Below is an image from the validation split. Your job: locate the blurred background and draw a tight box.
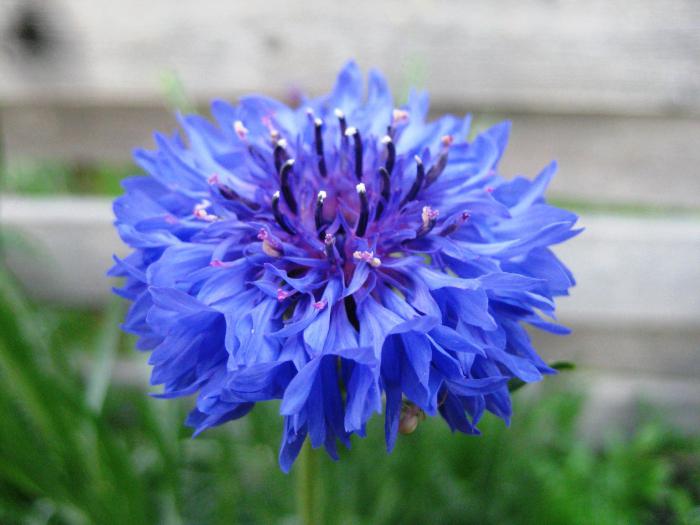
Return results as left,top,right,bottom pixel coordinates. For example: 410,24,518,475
0,1,698,523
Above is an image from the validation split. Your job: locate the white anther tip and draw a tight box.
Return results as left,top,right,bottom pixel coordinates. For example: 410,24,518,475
345,126,357,137
334,108,345,118
233,120,248,138
318,190,327,200
356,182,366,193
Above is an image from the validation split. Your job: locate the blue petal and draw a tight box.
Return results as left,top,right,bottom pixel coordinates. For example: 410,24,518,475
328,60,364,113
481,121,511,166
279,357,322,416
279,418,307,473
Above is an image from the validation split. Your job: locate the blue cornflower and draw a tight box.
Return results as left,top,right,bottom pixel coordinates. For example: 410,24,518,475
110,62,580,472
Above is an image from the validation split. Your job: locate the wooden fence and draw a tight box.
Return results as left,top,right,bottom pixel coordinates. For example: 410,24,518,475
1,0,698,432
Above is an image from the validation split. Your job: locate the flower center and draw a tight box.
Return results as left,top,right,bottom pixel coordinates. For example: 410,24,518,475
221,109,458,268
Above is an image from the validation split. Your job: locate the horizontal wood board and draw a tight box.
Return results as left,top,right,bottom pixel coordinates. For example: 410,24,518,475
0,0,699,116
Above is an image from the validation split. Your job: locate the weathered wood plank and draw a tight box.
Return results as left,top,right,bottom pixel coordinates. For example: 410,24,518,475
545,371,700,437
4,198,698,324
94,357,700,432
1,197,698,380
3,104,700,207
0,103,176,163
1,0,699,116
0,196,127,306
534,324,700,381
551,214,700,326
497,114,700,209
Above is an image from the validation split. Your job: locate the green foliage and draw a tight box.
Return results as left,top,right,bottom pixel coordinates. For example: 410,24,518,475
508,361,575,393
159,70,195,114
1,161,132,197
0,272,151,524
0,269,698,524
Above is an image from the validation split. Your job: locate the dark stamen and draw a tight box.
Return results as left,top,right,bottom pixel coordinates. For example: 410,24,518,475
313,118,328,178
345,127,363,181
344,295,360,331
248,144,270,171
427,136,453,186
425,152,448,187
400,156,425,207
381,135,396,175
272,191,296,235
218,184,260,210
379,167,391,202
273,139,287,175
440,211,470,237
315,190,327,235
335,108,347,138
355,183,369,237
417,222,436,237
218,185,237,200
279,159,298,215
374,167,391,220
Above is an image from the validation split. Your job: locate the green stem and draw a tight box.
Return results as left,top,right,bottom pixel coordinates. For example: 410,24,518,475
296,441,320,525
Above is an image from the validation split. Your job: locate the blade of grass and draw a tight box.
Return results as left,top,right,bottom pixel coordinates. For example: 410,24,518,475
0,269,152,523
0,272,87,475
509,361,576,393
85,298,123,413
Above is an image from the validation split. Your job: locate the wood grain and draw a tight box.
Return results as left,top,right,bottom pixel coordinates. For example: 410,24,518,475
4,104,699,207
0,0,699,116
2,195,699,327
551,371,700,438
2,197,698,402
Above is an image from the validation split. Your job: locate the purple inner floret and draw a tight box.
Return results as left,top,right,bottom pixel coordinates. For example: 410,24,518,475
110,61,580,472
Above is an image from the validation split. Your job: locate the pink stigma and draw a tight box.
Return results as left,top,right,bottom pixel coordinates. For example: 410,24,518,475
313,299,328,310
277,288,293,301
353,250,382,268
392,109,409,125
193,200,217,222
258,228,282,257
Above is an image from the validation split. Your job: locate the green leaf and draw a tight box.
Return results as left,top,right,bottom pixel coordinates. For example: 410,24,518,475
509,360,576,392
85,298,123,413
550,361,576,371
